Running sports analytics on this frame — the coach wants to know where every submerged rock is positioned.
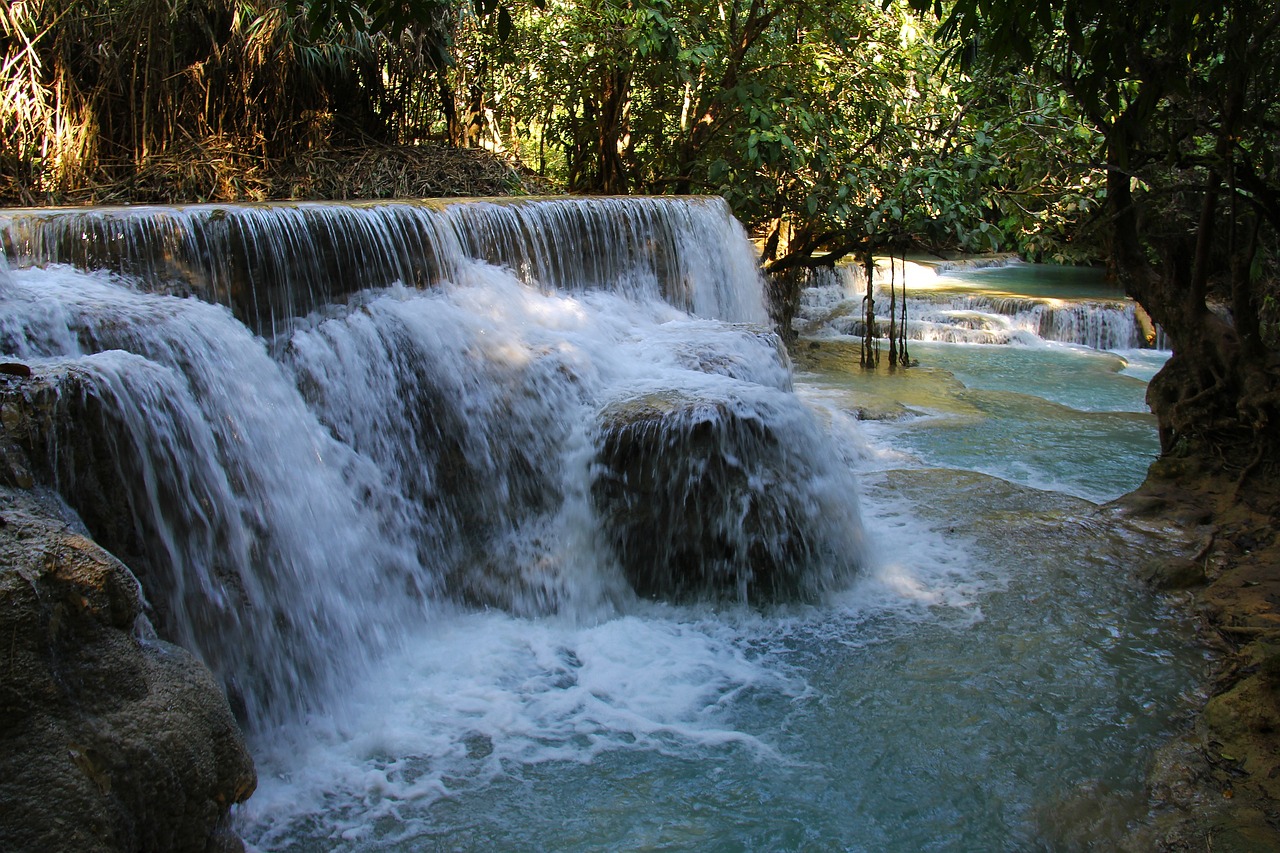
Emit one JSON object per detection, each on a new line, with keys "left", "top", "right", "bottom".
{"left": 1, "top": 365, "right": 180, "bottom": 632}
{"left": 592, "top": 390, "right": 860, "bottom": 603}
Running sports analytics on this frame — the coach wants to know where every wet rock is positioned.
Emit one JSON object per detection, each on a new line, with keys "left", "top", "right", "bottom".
{"left": 0, "top": 486, "right": 255, "bottom": 853}
{"left": 670, "top": 327, "right": 793, "bottom": 391}
{"left": 1, "top": 369, "right": 255, "bottom": 851}
{"left": 0, "top": 364, "right": 193, "bottom": 634}
{"left": 592, "top": 390, "right": 858, "bottom": 603}
{"left": 1144, "top": 555, "right": 1208, "bottom": 590}
{"left": 1, "top": 361, "right": 33, "bottom": 378}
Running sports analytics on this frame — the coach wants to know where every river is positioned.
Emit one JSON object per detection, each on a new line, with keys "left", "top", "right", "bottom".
{"left": 0, "top": 202, "right": 1207, "bottom": 850}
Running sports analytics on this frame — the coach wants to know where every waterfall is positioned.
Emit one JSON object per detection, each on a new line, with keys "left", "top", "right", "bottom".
{"left": 0, "top": 197, "right": 767, "bottom": 335}
{"left": 796, "top": 261, "right": 1162, "bottom": 351}
{"left": 0, "top": 197, "right": 863, "bottom": 728}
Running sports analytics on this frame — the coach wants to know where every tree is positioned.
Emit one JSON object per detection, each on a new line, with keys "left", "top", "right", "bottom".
{"left": 922, "top": 0, "right": 1280, "bottom": 493}
{"left": 471, "top": 0, "right": 1015, "bottom": 329}
{"left": 1, "top": 0, "right": 459, "bottom": 200}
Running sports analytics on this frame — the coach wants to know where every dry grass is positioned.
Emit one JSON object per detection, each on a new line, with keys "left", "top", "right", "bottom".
{"left": 0, "top": 0, "right": 483, "bottom": 207}
{"left": 0, "top": 138, "right": 536, "bottom": 206}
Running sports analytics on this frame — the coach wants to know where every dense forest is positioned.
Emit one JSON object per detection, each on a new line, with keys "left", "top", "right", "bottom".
{"left": 3, "top": 0, "right": 1279, "bottom": 492}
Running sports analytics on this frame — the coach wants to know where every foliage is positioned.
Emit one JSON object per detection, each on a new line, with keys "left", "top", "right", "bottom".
{"left": 442, "top": 0, "right": 1119, "bottom": 273}
{"left": 453, "top": 1, "right": 987, "bottom": 266}
{"left": 0, "top": 0, "right": 456, "bottom": 202}
{"left": 927, "top": 0, "right": 1280, "bottom": 470}
{"left": 0, "top": 0, "right": 1138, "bottom": 277}
{"left": 290, "top": 0, "right": 452, "bottom": 39}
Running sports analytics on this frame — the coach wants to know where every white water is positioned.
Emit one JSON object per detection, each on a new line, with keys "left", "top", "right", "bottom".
{"left": 0, "top": 200, "right": 1203, "bottom": 849}
{"left": 0, "top": 198, "right": 858, "bottom": 722}
{"left": 0, "top": 197, "right": 766, "bottom": 335}
{"left": 792, "top": 258, "right": 1169, "bottom": 502}
{"left": 799, "top": 259, "right": 1158, "bottom": 351}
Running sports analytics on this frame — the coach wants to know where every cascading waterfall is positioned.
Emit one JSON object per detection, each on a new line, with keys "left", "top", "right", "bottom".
{"left": 0, "top": 197, "right": 767, "bottom": 335}
{"left": 1, "top": 198, "right": 1214, "bottom": 850}
{"left": 797, "top": 259, "right": 1162, "bottom": 350}
{"left": 0, "top": 196, "right": 863, "bottom": 727}
{"left": 1, "top": 269, "right": 431, "bottom": 723}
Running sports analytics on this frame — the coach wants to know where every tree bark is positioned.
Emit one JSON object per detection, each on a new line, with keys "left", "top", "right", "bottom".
{"left": 861, "top": 252, "right": 877, "bottom": 368}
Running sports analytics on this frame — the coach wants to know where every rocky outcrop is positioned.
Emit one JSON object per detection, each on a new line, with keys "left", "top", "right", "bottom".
{"left": 0, "top": 364, "right": 198, "bottom": 641}
{"left": 1108, "top": 461, "right": 1280, "bottom": 851}
{"left": 592, "top": 391, "right": 860, "bottom": 603}
{"left": 1, "top": 369, "right": 255, "bottom": 853}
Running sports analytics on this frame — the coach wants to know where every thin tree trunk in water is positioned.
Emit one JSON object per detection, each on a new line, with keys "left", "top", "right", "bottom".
{"left": 861, "top": 252, "right": 878, "bottom": 367}
{"left": 899, "top": 261, "right": 910, "bottom": 365}
{"left": 888, "top": 255, "right": 898, "bottom": 367}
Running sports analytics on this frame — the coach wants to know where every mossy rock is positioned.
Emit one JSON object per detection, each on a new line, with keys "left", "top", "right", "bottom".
{"left": 0, "top": 486, "right": 254, "bottom": 853}
{"left": 592, "top": 390, "right": 858, "bottom": 603}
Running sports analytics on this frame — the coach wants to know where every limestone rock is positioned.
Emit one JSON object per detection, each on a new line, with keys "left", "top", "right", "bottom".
{"left": 1, "top": 365, "right": 186, "bottom": 633}
{"left": 0, "top": 486, "right": 255, "bottom": 852}
{"left": 592, "top": 391, "right": 858, "bottom": 602}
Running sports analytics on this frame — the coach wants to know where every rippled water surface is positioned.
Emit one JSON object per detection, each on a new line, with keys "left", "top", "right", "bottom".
{"left": 237, "top": 264, "right": 1204, "bottom": 852}
{"left": 1, "top": 201, "right": 1205, "bottom": 851}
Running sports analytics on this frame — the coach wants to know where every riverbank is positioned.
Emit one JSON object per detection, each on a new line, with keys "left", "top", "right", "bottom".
{"left": 1112, "top": 458, "right": 1280, "bottom": 850}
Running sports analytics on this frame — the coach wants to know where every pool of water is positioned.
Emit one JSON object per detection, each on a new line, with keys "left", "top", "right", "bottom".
{"left": 923, "top": 261, "right": 1127, "bottom": 300}
{"left": 240, "top": 268, "right": 1205, "bottom": 851}
{"left": 794, "top": 340, "right": 1164, "bottom": 502}
{"left": 242, "top": 466, "right": 1204, "bottom": 852}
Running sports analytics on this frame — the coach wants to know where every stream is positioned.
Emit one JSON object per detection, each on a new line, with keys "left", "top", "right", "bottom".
{"left": 0, "top": 202, "right": 1207, "bottom": 851}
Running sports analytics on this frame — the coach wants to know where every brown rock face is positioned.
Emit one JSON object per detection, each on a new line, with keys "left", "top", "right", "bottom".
{"left": 1, "top": 376, "right": 256, "bottom": 852}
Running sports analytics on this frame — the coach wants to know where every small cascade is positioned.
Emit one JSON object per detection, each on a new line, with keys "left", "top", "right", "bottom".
{"left": 1, "top": 270, "right": 428, "bottom": 724}
{"left": 797, "top": 260, "right": 1162, "bottom": 351}
{"left": 0, "top": 196, "right": 862, "bottom": 728}
{"left": 901, "top": 294, "right": 1145, "bottom": 349}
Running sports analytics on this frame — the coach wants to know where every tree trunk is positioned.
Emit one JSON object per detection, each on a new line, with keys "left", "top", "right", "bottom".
{"left": 595, "top": 67, "right": 632, "bottom": 194}
{"left": 861, "top": 253, "right": 878, "bottom": 368}
{"left": 899, "top": 287, "right": 909, "bottom": 365}
{"left": 887, "top": 255, "right": 898, "bottom": 367}
{"left": 1107, "top": 127, "right": 1280, "bottom": 495}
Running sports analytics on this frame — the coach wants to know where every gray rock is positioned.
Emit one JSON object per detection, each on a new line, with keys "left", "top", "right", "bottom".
{"left": 592, "top": 391, "right": 858, "bottom": 603}
{"left": 0, "top": 371, "right": 255, "bottom": 853}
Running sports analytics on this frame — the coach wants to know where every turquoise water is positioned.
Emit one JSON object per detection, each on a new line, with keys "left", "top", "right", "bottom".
{"left": 243, "top": 469, "right": 1204, "bottom": 851}
{"left": 795, "top": 260, "right": 1167, "bottom": 502}
{"left": 795, "top": 340, "right": 1163, "bottom": 502}
{"left": 927, "top": 262, "right": 1125, "bottom": 300}
{"left": 240, "top": 267, "right": 1204, "bottom": 851}
{"left": 0, "top": 199, "right": 1199, "bottom": 852}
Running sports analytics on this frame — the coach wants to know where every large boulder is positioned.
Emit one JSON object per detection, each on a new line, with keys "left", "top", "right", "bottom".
{"left": 0, "top": 486, "right": 256, "bottom": 852}
{"left": 1, "top": 365, "right": 151, "bottom": 578}
{"left": 591, "top": 390, "right": 861, "bottom": 603}
{"left": 1, "top": 368, "right": 255, "bottom": 853}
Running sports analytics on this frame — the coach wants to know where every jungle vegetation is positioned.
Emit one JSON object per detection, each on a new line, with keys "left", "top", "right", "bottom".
{"left": 1, "top": 0, "right": 1099, "bottom": 261}
{"left": 932, "top": 0, "right": 1280, "bottom": 494}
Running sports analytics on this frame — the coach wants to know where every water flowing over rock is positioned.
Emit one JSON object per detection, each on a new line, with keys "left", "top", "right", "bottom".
{"left": 0, "top": 196, "right": 767, "bottom": 335}
{"left": 593, "top": 391, "right": 861, "bottom": 601}
{"left": 796, "top": 260, "right": 1162, "bottom": 350}
{"left": 0, "top": 196, "right": 865, "bottom": 733}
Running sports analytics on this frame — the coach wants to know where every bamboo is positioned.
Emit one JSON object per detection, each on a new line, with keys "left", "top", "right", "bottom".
{"left": 1, "top": 0, "right": 463, "bottom": 204}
